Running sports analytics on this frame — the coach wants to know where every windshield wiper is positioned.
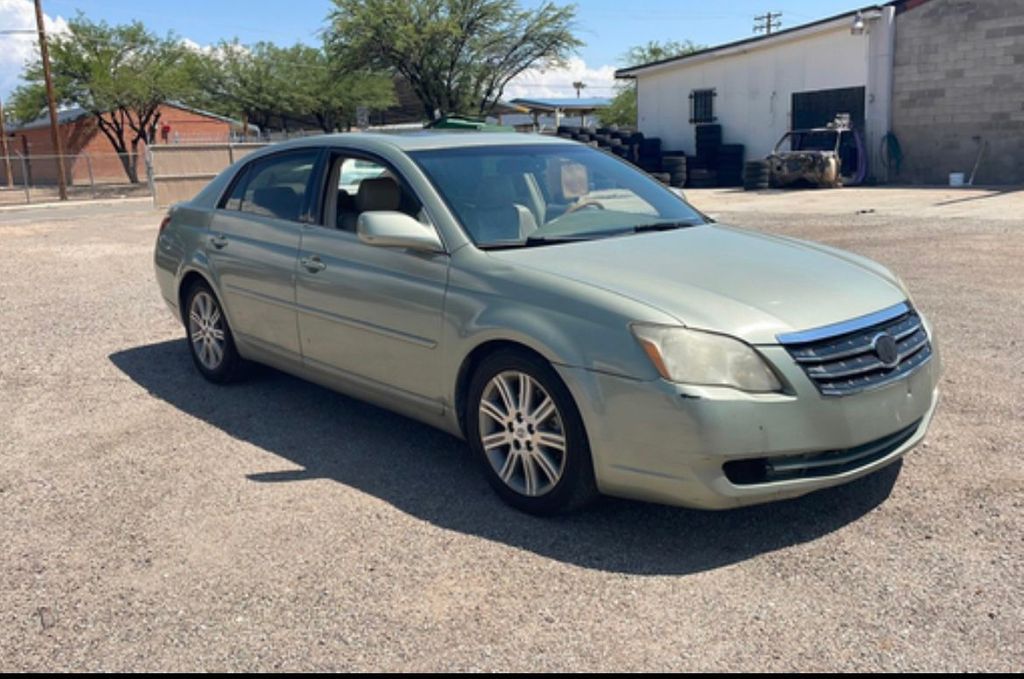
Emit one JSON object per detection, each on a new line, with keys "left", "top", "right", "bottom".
{"left": 630, "top": 221, "right": 702, "bottom": 233}
{"left": 524, "top": 232, "right": 610, "bottom": 247}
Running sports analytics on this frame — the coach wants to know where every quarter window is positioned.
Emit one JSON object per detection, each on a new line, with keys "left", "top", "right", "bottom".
{"left": 690, "top": 88, "right": 716, "bottom": 124}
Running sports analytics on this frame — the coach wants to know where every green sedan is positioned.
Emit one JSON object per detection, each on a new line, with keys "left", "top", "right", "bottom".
{"left": 154, "top": 132, "right": 940, "bottom": 514}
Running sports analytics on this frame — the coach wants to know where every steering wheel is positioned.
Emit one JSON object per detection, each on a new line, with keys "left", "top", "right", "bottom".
{"left": 564, "top": 199, "right": 606, "bottom": 215}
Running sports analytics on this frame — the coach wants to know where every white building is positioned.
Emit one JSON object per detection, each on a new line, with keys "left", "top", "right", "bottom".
{"left": 617, "top": 4, "right": 897, "bottom": 181}
{"left": 619, "top": 0, "right": 1024, "bottom": 186}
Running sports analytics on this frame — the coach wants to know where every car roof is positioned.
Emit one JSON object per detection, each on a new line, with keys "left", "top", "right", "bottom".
{"left": 263, "top": 131, "right": 577, "bottom": 154}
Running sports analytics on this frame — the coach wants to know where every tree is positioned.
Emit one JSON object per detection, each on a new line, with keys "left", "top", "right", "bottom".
{"left": 6, "top": 83, "right": 48, "bottom": 124}
{"left": 602, "top": 40, "right": 703, "bottom": 128}
{"left": 325, "top": 0, "right": 582, "bottom": 120}
{"left": 186, "top": 41, "right": 296, "bottom": 134}
{"left": 572, "top": 80, "right": 586, "bottom": 98}
{"left": 281, "top": 45, "right": 396, "bottom": 132}
{"left": 186, "top": 41, "right": 397, "bottom": 135}
{"left": 19, "top": 15, "right": 195, "bottom": 183}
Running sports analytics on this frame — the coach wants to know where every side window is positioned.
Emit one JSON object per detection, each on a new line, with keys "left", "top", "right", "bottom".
{"left": 328, "top": 155, "right": 425, "bottom": 231}
{"left": 232, "top": 151, "right": 319, "bottom": 222}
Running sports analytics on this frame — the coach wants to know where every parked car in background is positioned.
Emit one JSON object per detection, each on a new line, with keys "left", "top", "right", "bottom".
{"left": 154, "top": 133, "right": 940, "bottom": 514}
{"left": 767, "top": 117, "right": 868, "bottom": 188}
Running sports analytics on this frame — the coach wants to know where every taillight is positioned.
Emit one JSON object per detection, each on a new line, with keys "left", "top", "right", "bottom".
{"left": 158, "top": 213, "right": 171, "bottom": 233}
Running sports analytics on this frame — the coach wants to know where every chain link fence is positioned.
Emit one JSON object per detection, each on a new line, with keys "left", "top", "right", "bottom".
{"left": 0, "top": 152, "right": 152, "bottom": 206}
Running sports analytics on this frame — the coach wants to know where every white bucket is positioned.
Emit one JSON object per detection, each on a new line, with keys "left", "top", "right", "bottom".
{"left": 949, "top": 172, "right": 966, "bottom": 187}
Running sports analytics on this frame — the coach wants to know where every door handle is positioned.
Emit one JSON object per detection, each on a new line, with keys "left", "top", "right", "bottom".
{"left": 209, "top": 234, "right": 228, "bottom": 250}
{"left": 300, "top": 255, "right": 326, "bottom": 273}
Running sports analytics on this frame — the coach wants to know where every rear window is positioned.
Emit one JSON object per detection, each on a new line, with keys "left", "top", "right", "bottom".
{"left": 223, "top": 151, "right": 320, "bottom": 222}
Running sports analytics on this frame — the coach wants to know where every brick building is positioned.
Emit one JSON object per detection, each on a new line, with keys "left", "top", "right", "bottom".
{"left": 1, "top": 102, "right": 254, "bottom": 186}
{"left": 618, "top": 0, "right": 1024, "bottom": 185}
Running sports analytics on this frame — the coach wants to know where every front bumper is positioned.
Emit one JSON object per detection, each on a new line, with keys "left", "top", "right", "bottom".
{"left": 556, "top": 343, "right": 941, "bottom": 510}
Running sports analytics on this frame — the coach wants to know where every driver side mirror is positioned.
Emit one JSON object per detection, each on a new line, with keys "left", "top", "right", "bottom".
{"left": 357, "top": 211, "right": 444, "bottom": 253}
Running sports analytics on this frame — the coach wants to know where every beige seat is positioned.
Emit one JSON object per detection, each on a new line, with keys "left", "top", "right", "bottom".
{"left": 470, "top": 176, "right": 539, "bottom": 244}
{"left": 341, "top": 177, "right": 403, "bottom": 232}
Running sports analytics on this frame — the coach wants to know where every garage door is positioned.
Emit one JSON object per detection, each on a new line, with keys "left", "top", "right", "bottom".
{"left": 792, "top": 86, "right": 865, "bottom": 131}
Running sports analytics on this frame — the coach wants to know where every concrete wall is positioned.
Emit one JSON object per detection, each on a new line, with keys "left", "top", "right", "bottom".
{"left": 635, "top": 12, "right": 895, "bottom": 180}
{"left": 150, "top": 143, "right": 267, "bottom": 207}
{"left": 893, "top": 0, "right": 1024, "bottom": 185}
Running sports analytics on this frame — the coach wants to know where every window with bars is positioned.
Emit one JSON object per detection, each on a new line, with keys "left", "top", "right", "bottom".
{"left": 689, "top": 89, "right": 716, "bottom": 124}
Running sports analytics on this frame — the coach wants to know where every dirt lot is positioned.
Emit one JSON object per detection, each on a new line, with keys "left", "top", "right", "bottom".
{"left": 1, "top": 188, "right": 1021, "bottom": 671}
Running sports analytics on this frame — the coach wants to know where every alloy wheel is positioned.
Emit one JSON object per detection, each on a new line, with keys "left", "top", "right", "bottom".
{"left": 477, "top": 371, "right": 567, "bottom": 497}
{"left": 188, "top": 291, "right": 227, "bottom": 371}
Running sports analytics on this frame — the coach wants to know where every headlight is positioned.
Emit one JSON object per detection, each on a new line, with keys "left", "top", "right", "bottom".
{"left": 631, "top": 324, "right": 782, "bottom": 393}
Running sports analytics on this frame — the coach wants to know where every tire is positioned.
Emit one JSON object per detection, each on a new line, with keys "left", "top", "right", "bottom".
{"left": 650, "top": 172, "right": 672, "bottom": 185}
{"left": 688, "top": 168, "right": 718, "bottom": 188}
{"left": 466, "top": 349, "right": 598, "bottom": 515}
{"left": 183, "top": 281, "right": 246, "bottom": 383}
{"left": 663, "top": 155, "right": 687, "bottom": 170}
{"left": 639, "top": 137, "right": 662, "bottom": 157}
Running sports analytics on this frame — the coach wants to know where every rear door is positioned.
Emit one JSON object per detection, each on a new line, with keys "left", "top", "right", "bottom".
{"left": 207, "top": 148, "right": 322, "bottom": 357}
{"left": 295, "top": 151, "right": 450, "bottom": 405}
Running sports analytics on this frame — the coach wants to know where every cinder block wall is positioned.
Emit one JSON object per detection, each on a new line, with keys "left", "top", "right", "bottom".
{"left": 892, "top": 0, "right": 1024, "bottom": 185}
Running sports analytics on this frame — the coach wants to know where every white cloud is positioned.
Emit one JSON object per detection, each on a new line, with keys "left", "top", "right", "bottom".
{"left": 0, "top": 0, "right": 69, "bottom": 102}
{"left": 504, "top": 57, "right": 618, "bottom": 101}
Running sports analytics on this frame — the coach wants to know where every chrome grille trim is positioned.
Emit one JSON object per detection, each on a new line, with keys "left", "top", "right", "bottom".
{"left": 778, "top": 303, "right": 933, "bottom": 397}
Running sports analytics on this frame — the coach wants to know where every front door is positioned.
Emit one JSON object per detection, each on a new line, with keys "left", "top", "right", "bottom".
{"left": 295, "top": 154, "right": 450, "bottom": 404}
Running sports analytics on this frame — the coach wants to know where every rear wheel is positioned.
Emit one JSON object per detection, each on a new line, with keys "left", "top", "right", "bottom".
{"left": 466, "top": 350, "right": 598, "bottom": 515}
{"left": 184, "top": 282, "right": 245, "bottom": 383}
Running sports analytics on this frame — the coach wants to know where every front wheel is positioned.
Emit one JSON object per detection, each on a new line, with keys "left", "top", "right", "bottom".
{"left": 466, "top": 350, "right": 598, "bottom": 515}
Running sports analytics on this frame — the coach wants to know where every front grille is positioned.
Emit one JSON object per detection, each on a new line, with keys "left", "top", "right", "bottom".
{"left": 779, "top": 303, "right": 933, "bottom": 396}
{"left": 723, "top": 419, "right": 921, "bottom": 486}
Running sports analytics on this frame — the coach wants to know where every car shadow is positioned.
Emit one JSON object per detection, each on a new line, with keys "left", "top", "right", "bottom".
{"left": 109, "top": 340, "right": 902, "bottom": 576}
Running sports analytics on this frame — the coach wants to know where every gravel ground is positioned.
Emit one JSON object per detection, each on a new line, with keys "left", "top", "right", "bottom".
{"left": 0, "top": 190, "right": 1021, "bottom": 671}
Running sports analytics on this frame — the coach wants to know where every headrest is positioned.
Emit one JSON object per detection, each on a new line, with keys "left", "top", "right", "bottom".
{"left": 545, "top": 159, "right": 589, "bottom": 201}
{"left": 356, "top": 177, "right": 401, "bottom": 212}
{"left": 250, "top": 186, "right": 301, "bottom": 221}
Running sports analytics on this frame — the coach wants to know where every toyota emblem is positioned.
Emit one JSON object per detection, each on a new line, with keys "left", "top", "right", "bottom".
{"left": 872, "top": 332, "right": 900, "bottom": 368}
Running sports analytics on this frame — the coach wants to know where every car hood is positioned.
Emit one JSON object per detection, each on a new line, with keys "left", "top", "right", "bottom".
{"left": 486, "top": 224, "right": 906, "bottom": 344}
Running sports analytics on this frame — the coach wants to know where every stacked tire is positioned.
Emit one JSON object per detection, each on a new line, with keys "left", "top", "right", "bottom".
{"left": 717, "top": 144, "right": 745, "bottom": 187}
{"left": 688, "top": 168, "right": 718, "bottom": 188}
{"left": 743, "top": 160, "right": 771, "bottom": 191}
{"left": 695, "top": 124, "right": 723, "bottom": 170}
{"left": 662, "top": 155, "right": 688, "bottom": 188}
{"left": 638, "top": 137, "right": 663, "bottom": 173}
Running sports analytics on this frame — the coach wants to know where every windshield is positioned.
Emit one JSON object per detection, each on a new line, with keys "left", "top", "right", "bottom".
{"left": 410, "top": 144, "right": 707, "bottom": 248}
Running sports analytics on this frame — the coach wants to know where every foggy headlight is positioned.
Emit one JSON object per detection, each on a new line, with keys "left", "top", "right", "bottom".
{"left": 631, "top": 324, "right": 782, "bottom": 393}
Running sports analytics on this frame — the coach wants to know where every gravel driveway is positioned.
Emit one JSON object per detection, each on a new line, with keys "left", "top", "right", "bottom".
{"left": 1, "top": 190, "right": 1020, "bottom": 671}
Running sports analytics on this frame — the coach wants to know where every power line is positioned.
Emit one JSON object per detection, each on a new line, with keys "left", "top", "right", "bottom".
{"left": 754, "top": 11, "right": 782, "bottom": 35}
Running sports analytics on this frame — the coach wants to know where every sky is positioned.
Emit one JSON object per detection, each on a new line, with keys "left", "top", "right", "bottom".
{"left": 1, "top": 0, "right": 865, "bottom": 105}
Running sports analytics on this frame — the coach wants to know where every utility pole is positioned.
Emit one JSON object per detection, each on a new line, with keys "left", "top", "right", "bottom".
{"left": 34, "top": 0, "right": 67, "bottom": 200}
{"left": 0, "top": 94, "right": 14, "bottom": 188}
{"left": 754, "top": 11, "right": 783, "bottom": 35}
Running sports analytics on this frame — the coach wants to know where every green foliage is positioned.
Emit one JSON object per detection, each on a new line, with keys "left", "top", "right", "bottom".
{"left": 624, "top": 40, "right": 703, "bottom": 68}
{"left": 600, "top": 86, "right": 637, "bottom": 128}
{"left": 6, "top": 84, "right": 48, "bottom": 125}
{"left": 19, "top": 14, "right": 194, "bottom": 182}
{"left": 325, "top": 0, "right": 582, "bottom": 119}
{"left": 186, "top": 41, "right": 396, "bottom": 133}
{"left": 601, "top": 40, "right": 703, "bottom": 128}
{"left": 279, "top": 44, "right": 397, "bottom": 132}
